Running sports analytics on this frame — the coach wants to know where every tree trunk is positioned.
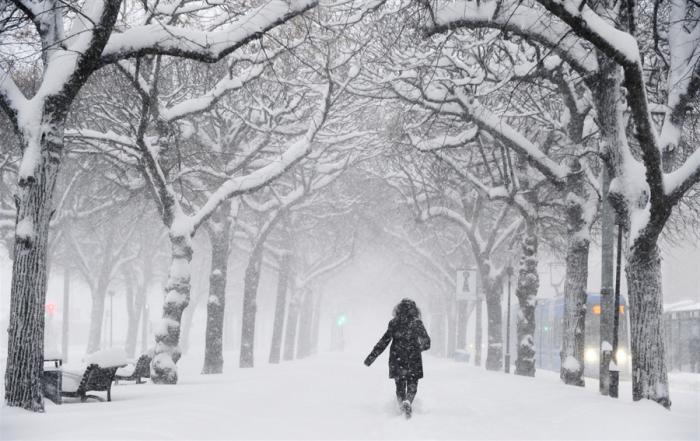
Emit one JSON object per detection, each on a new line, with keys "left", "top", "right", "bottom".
{"left": 203, "top": 211, "right": 231, "bottom": 374}
{"left": 447, "top": 299, "right": 457, "bottom": 357}
{"left": 599, "top": 169, "right": 616, "bottom": 393}
{"left": 223, "top": 295, "right": 235, "bottom": 350}
{"left": 456, "top": 300, "right": 469, "bottom": 350}
{"left": 151, "top": 234, "right": 193, "bottom": 384}
{"left": 239, "top": 247, "right": 263, "bottom": 368}
{"left": 87, "top": 285, "right": 107, "bottom": 353}
{"left": 626, "top": 241, "right": 670, "bottom": 408}
{"left": 125, "top": 282, "right": 146, "bottom": 358}
{"left": 429, "top": 298, "right": 446, "bottom": 357}
{"left": 124, "top": 275, "right": 137, "bottom": 358}
{"left": 269, "top": 253, "right": 291, "bottom": 364}
{"left": 310, "top": 291, "right": 323, "bottom": 355}
{"left": 4, "top": 145, "right": 61, "bottom": 411}
{"left": 179, "top": 290, "right": 196, "bottom": 355}
{"left": 515, "top": 231, "right": 539, "bottom": 376}
{"left": 485, "top": 278, "right": 503, "bottom": 371}
{"left": 283, "top": 297, "right": 300, "bottom": 361}
{"left": 594, "top": 57, "right": 623, "bottom": 395}
{"left": 141, "top": 303, "right": 149, "bottom": 354}
{"left": 474, "top": 296, "right": 482, "bottom": 366}
{"left": 296, "top": 289, "right": 314, "bottom": 359}
{"left": 86, "top": 232, "right": 115, "bottom": 353}
{"left": 560, "top": 185, "right": 590, "bottom": 386}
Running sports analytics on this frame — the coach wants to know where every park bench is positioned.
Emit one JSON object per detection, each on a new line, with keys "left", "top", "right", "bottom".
{"left": 41, "top": 348, "right": 127, "bottom": 404}
{"left": 115, "top": 353, "right": 152, "bottom": 384}
{"left": 60, "top": 364, "right": 121, "bottom": 402}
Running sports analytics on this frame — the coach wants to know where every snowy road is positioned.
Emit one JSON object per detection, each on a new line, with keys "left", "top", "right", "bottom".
{"left": 1, "top": 351, "right": 698, "bottom": 440}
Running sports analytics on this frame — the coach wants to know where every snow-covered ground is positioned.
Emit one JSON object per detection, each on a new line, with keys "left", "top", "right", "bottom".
{"left": 1, "top": 350, "right": 698, "bottom": 440}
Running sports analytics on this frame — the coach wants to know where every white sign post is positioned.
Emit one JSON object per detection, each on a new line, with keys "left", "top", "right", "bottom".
{"left": 456, "top": 268, "right": 478, "bottom": 301}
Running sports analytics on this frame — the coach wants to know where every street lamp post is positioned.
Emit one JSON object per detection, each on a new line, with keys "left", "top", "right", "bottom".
{"left": 505, "top": 265, "right": 514, "bottom": 374}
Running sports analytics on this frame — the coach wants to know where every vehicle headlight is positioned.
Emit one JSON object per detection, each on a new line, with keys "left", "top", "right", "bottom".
{"left": 616, "top": 349, "right": 627, "bottom": 364}
{"left": 584, "top": 347, "right": 598, "bottom": 363}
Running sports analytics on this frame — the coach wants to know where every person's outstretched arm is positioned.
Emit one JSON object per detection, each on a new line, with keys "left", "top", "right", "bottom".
{"left": 364, "top": 322, "right": 393, "bottom": 366}
{"left": 417, "top": 320, "right": 431, "bottom": 351}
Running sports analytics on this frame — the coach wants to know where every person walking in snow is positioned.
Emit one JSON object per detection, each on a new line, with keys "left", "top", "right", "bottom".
{"left": 363, "top": 298, "right": 431, "bottom": 418}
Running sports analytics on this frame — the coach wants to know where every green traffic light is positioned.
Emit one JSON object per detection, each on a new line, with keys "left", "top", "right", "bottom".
{"left": 336, "top": 314, "right": 347, "bottom": 326}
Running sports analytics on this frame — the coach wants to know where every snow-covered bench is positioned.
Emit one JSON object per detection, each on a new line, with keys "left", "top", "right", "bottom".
{"left": 115, "top": 353, "right": 152, "bottom": 384}
{"left": 48, "top": 348, "right": 127, "bottom": 403}
{"left": 61, "top": 364, "right": 121, "bottom": 402}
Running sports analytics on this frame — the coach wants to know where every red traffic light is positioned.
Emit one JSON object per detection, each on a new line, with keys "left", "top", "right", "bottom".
{"left": 45, "top": 302, "right": 56, "bottom": 315}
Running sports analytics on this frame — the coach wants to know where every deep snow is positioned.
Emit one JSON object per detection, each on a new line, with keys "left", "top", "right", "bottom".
{"left": 1, "top": 349, "right": 698, "bottom": 440}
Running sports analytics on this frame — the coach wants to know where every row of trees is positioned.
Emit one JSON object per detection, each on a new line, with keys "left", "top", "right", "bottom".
{"left": 368, "top": 0, "right": 699, "bottom": 408}
{"left": 1, "top": 0, "right": 698, "bottom": 413}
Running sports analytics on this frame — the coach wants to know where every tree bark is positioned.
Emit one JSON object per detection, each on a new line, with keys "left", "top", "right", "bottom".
{"left": 239, "top": 246, "right": 263, "bottom": 368}
{"left": 86, "top": 285, "right": 108, "bottom": 353}
{"left": 446, "top": 299, "right": 457, "bottom": 357}
{"left": 124, "top": 274, "right": 138, "bottom": 358}
{"left": 594, "top": 57, "right": 623, "bottom": 395}
{"left": 310, "top": 291, "right": 323, "bottom": 355}
{"left": 456, "top": 300, "right": 469, "bottom": 350}
{"left": 4, "top": 143, "right": 61, "bottom": 411}
{"left": 429, "top": 297, "right": 447, "bottom": 357}
{"left": 141, "top": 303, "right": 149, "bottom": 354}
{"left": 485, "top": 278, "right": 503, "bottom": 371}
{"left": 203, "top": 207, "right": 231, "bottom": 374}
{"left": 626, "top": 241, "right": 670, "bottom": 408}
{"left": 296, "top": 289, "right": 315, "bottom": 359}
{"left": 125, "top": 285, "right": 147, "bottom": 358}
{"left": 151, "top": 234, "right": 193, "bottom": 384}
{"left": 269, "top": 253, "right": 291, "bottom": 364}
{"left": 283, "top": 296, "right": 301, "bottom": 361}
{"left": 560, "top": 236, "right": 589, "bottom": 385}
{"left": 599, "top": 162, "right": 616, "bottom": 394}
{"left": 515, "top": 231, "right": 539, "bottom": 377}
{"left": 561, "top": 163, "right": 591, "bottom": 386}
{"left": 474, "top": 295, "right": 482, "bottom": 366}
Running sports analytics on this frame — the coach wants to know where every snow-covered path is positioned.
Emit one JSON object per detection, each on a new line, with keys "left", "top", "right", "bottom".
{"left": 2, "top": 351, "right": 698, "bottom": 440}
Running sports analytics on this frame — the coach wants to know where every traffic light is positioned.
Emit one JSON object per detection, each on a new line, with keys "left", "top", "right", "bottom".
{"left": 336, "top": 314, "right": 347, "bottom": 327}
{"left": 45, "top": 302, "right": 56, "bottom": 316}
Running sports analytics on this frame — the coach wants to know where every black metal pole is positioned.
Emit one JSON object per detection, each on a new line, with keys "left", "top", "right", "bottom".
{"left": 62, "top": 267, "right": 70, "bottom": 362}
{"left": 610, "top": 224, "right": 623, "bottom": 398}
{"left": 505, "top": 266, "right": 513, "bottom": 374}
{"left": 110, "top": 292, "right": 114, "bottom": 347}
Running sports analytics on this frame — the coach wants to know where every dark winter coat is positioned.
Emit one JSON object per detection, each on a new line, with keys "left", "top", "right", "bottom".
{"left": 364, "top": 318, "right": 431, "bottom": 379}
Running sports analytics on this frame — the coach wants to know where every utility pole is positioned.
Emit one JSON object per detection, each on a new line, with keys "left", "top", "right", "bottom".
{"left": 505, "top": 265, "right": 514, "bottom": 373}
{"left": 61, "top": 267, "right": 70, "bottom": 362}
{"left": 610, "top": 224, "right": 624, "bottom": 397}
{"left": 599, "top": 167, "right": 615, "bottom": 395}
{"left": 474, "top": 271, "right": 482, "bottom": 367}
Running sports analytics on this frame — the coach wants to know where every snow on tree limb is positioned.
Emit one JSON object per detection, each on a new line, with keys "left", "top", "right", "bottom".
{"left": 664, "top": 148, "right": 700, "bottom": 202}
{"left": 421, "top": 205, "right": 483, "bottom": 248}
{"left": 160, "top": 64, "right": 265, "bottom": 122}
{"left": 409, "top": 127, "right": 479, "bottom": 151}
{"left": 533, "top": 0, "right": 666, "bottom": 211}
{"left": 0, "top": 68, "right": 26, "bottom": 126}
{"left": 101, "top": 0, "right": 318, "bottom": 64}
{"left": 425, "top": 0, "right": 599, "bottom": 78}
{"left": 658, "top": 0, "right": 700, "bottom": 154}
{"left": 186, "top": 80, "right": 333, "bottom": 234}
{"left": 391, "top": 78, "right": 570, "bottom": 184}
